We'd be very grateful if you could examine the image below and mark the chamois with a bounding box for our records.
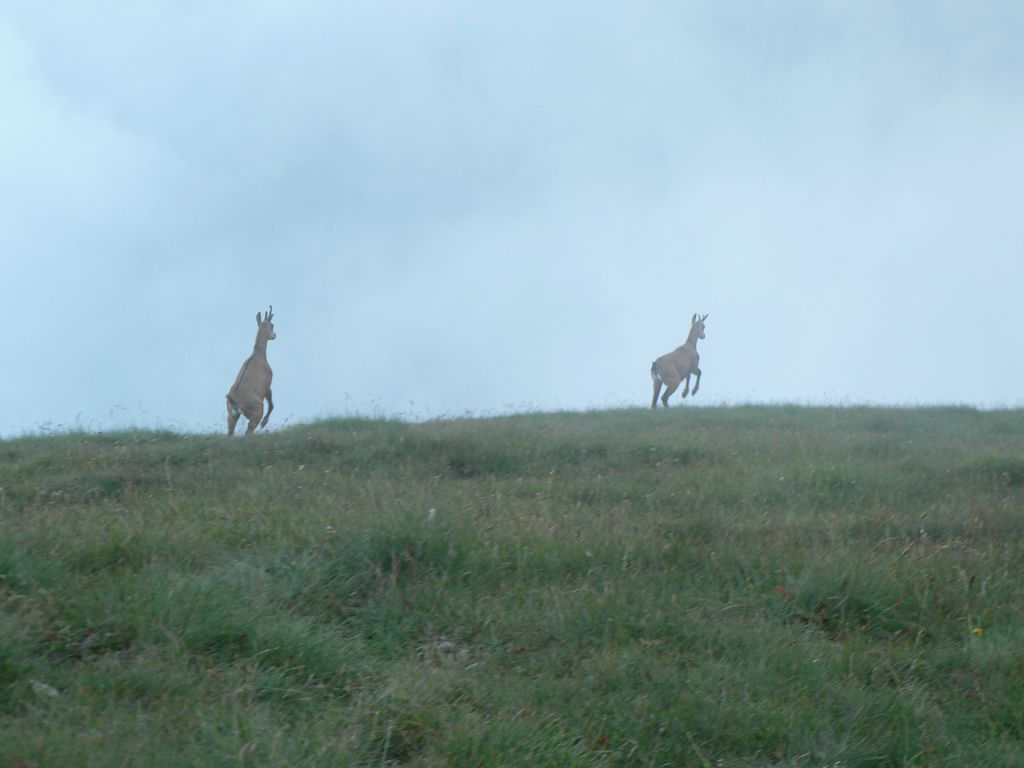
[651,313,707,408]
[226,306,276,435]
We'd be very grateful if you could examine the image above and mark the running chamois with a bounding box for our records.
[226,306,276,435]
[651,313,707,408]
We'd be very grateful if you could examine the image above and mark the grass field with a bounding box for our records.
[2,405,1024,766]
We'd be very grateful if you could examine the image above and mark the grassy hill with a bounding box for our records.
[2,406,1024,766]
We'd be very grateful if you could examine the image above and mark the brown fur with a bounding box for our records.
[226,306,276,435]
[651,313,707,408]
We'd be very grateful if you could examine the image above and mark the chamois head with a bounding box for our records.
[257,305,276,342]
[690,313,708,340]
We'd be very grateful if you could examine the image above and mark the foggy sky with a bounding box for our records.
[3,2,1024,436]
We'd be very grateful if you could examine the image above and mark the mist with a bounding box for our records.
[3,2,1023,436]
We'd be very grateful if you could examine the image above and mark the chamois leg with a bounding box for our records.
[260,389,274,429]
[651,378,663,409]
[243,403,264,436]
[226,397,241,436]
[691,367,702,396]
[661,380,680,407]
[681,373,690,398]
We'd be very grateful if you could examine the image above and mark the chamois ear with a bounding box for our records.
[691,313,698,324]
[267,305,273,322]
[702,314,708,322]
[256,311,263,325]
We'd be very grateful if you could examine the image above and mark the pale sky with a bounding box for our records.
[3,2,1023,436]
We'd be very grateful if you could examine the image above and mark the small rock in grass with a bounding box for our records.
[31,680,59,698]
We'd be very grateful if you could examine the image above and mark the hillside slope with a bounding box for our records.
[2,406,1024,766]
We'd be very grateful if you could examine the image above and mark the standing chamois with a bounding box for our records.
[651,313,707,408]
[226,306,276,435]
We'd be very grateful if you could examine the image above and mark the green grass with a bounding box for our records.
[2,405,1024,766]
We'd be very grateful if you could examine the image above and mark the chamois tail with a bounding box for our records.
[650,362,663,409]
